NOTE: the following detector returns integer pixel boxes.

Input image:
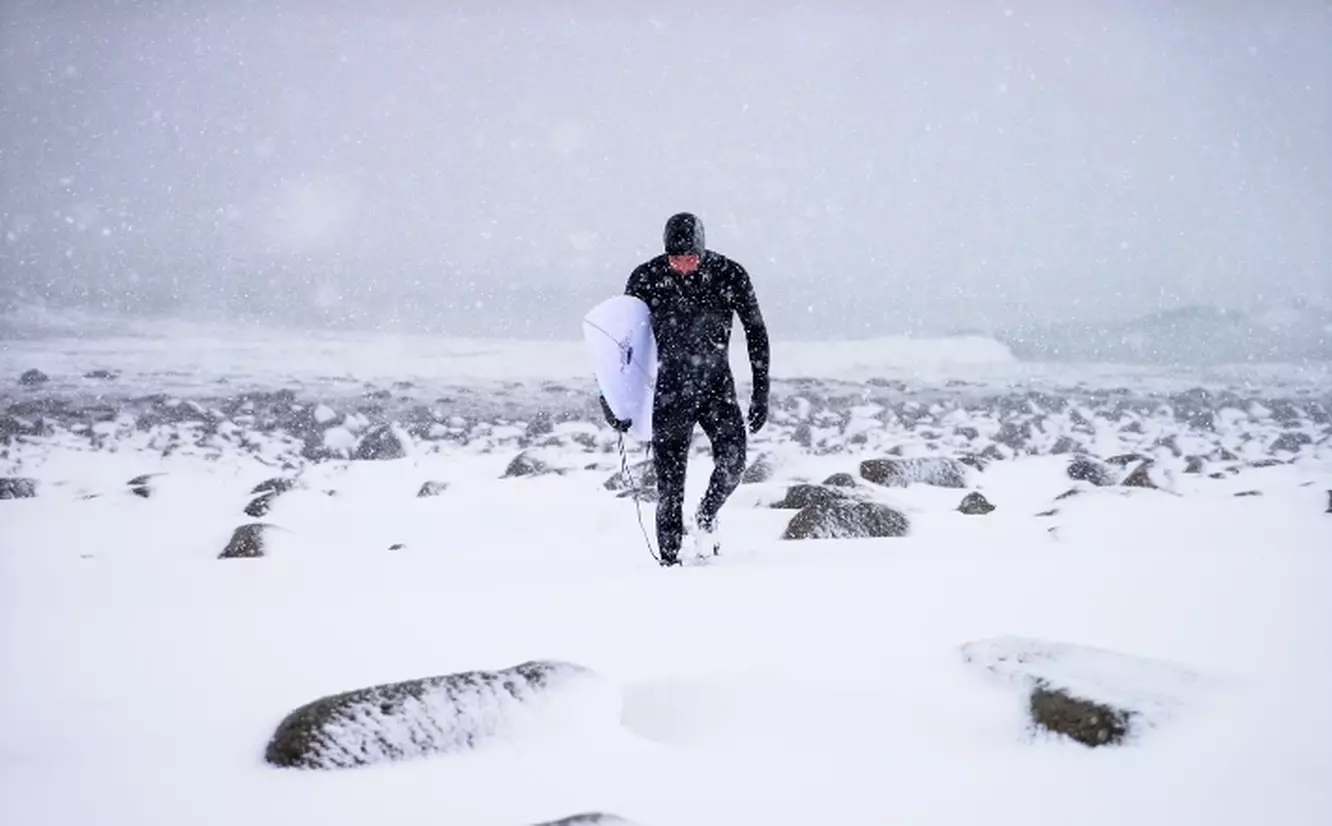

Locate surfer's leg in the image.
[651,409,694,564]
[696,384,747,530]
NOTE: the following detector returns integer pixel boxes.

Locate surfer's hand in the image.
[747,391,768,434]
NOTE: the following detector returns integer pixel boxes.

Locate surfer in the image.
[600,212,771,566]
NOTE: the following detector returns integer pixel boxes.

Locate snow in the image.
[2,341,1332,825]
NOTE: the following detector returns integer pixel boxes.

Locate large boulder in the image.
[504,450,562,478]
[859,457,967,488]
[782,501,909,540]
[264,660,600,769]
[0,477,38,499]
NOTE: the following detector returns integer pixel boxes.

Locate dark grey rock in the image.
[417,480,449,498]
[19,369,49,387]
[127,473,157,498]
[1233,490,1262,497]
[1067,456,1115,487]
[1270,432,1313,455]
[505,450,555,478]
[219,523,272,559]
[860,457,967,488]
[770,484,856,510]
[958,492,996,515]
[604,459,657,492]
[354,425,410,461]
[1106,453,1146,467]
[251,477,298,496]
[245,492,279,518]
[264,660,595,769]
[741,452,777,484]
[1249,458,1286,468]
[954,426,980,441]
[1183,456,1206,474]
[1050,436,1084,455]
[821,472,857,488]
[0,477,38,499]
[1030,686,1132,747]
[782,501,909,540]
[1121,462,1157,489]
[531,816,636,826]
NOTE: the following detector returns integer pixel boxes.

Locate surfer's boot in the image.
[693,511,721,558]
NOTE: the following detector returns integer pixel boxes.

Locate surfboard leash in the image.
[617,432,660,564]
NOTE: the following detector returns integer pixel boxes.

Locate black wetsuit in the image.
[623,250,770,560]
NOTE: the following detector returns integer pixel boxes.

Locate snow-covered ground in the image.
[2,333,1331,825]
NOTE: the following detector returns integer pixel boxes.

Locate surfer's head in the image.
[664,212,705,257]
[664,212,704,274]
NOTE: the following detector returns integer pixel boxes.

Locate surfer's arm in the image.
[730,263,770,397]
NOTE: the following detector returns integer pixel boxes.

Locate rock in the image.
[770,484,857,510]
[1105,453,1146,467]
[83,369,118,380]
[127,473,157,498]
[1233,490,1262,497]
[954,426,980,441]
[353,424,411,461]
[417,481,449,497]
[604,459,657,492]
[1066,455,1115,487]
[219,523,273,559]
[1035,508,1059,517]
[1326,490,1332,514]
[1270,432,1313,455]
[821,472,857,488]
[1212,446,1239,462]
[958,492,996,515]
[956,454,988,471]
[245,492,279,518]
[388,543,406,551]
[505,450,555,478]
[782,501,909,540]
[0,477,38,499]
[961,635,1206,749]
[1054,488,1082,501]
[741,452,777,484]
[531,816,636,826]
[1029,686,1132,747]
[19,368,49,387]
[1249,458,1286,468]
[859,457,967,488]
[264,660,598,769]
[1183,456,1206,474]
[1050,436,1083,455]
[1121,461,1157,489]
[251,477,298,496]
[792,423,813,448]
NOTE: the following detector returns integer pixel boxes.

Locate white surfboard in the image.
[583,295,657,442]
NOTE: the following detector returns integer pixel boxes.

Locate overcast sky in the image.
[2,0,1328,338]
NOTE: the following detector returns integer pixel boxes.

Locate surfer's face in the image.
[668,254,700,274]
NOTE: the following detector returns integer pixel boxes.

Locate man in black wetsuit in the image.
[600,212,770,567]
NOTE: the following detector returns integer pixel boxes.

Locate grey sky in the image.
[2,0,1329,338]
